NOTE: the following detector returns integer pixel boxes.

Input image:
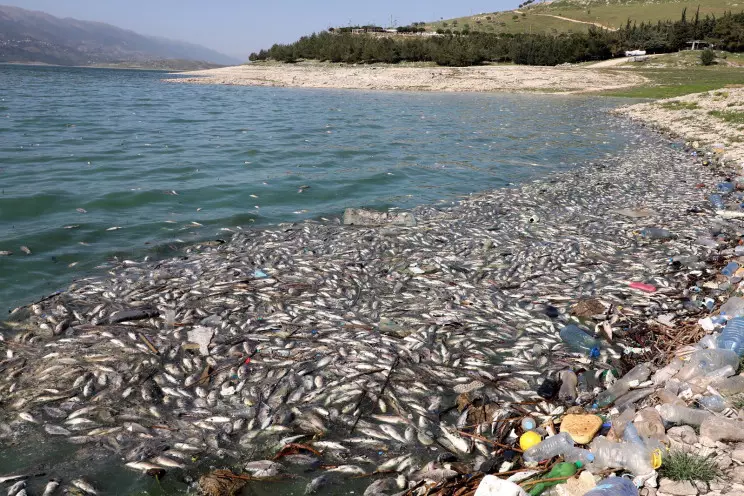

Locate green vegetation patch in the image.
[659,100,700,110]
[709,110,744,124]
[599,67,744,98]
[660,451,720,482]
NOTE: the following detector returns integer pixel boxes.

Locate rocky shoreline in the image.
[165,62,646,94]
[1,109,744,495]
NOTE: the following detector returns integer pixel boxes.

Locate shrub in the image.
[700,49,716,65]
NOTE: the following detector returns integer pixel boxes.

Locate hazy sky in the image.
[6,0,520,60]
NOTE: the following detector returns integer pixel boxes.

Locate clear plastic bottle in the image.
[563,447,595,465]
[712,375,744,395]
[558,370,578,404]
[658,404,711,427]
[522,432,574,463]
[722,261,741,278]
[718,317,744,356]
[635,408,667,444]
[583,477,639,496]
[719,298,744,319]
[559,324,601,358]
[589,436,656,475]
[640,228,674,240]
[594,363,651,409]
[676,349,740,381]
[697,395,727,412]
[710,194,726,210]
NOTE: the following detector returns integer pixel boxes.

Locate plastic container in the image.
[718,317,744,356]
[559,324,601,358]
[583,477,639,496]
[522,432,574,463]
[658,404,711,427]
[558,370,578,404]
[710,194,726,210]
[590,436,660,475]
[639,228,673,240]
[563,447,595,465]
[676,349,740,381]
[722,262,741,278]
[527,462,581,496]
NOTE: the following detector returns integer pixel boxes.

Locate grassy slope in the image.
[598,51,744,98]
[426,0,742,35]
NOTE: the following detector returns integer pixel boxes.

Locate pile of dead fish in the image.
[0,132,734,495]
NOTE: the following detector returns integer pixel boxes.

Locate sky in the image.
[5,0,520,61]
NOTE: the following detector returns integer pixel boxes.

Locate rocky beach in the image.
[166,62,646,94]
[3,103,744,495]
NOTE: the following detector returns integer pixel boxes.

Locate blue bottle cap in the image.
[586,453,595,462]
[589,346,600,358]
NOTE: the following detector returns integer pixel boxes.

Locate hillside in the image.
[427,0,742,35]
[0,5,240,69]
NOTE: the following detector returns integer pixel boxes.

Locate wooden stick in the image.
[456,430,522,452]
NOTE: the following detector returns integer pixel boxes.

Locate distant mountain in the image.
[0,5,241,69]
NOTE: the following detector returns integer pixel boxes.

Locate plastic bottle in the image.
[676,349,740,381]
[559,324,601,358]
[710,194,725,210]
[639,228,673,240]
[563,447,595,465]
[717,182,735,194]
[718,317,744,356]
[698,334,720,349]
[634,407,664,434]
[594,363,652,409]
[522,432,574,463]
[558,370,578,404]
[720,298,744,319]
[722,262,741,278]
[583,477,639,496]
[712,375,744,395]
[615,388,655,412]
[527,461,581,496]
[589,436,658,475]
[658,404,711,427]
[697,395,727,412]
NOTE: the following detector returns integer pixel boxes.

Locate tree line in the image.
[249,9,744,66]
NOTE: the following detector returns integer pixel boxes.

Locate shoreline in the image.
[164,62,647,94]
[1,116,740,494]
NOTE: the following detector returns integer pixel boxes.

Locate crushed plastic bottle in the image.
[589,436,659,475]
[635,407,668,444]
[594,363,651,409]
[558,370,578,404]
[722,261,741,278]
[676,348,740,381]
[718,317,744,356]
[658,404,711,427]
[639,228,674,240]
[709,194,726,210]
[583,477,639,496]
[522,432,574,463]
[697,395,727,412]
[719,297,744,319]
[712,375,744,395]
[559,324,601,358]
[717,182,736,194]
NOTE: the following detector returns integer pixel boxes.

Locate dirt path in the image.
[587,54,660,68]
[535,14,618,31]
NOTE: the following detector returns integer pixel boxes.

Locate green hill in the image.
[426,0,742,35]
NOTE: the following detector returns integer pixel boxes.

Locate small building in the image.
[687,40,712,50]
[625,49,646,57]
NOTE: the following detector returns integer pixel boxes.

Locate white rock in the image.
[658,478,698,496]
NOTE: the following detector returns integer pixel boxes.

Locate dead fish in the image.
[20,246,31,255]
[71,479,97,495]
[0,251,11,256]
[304,475,328,494]
[42,481,60,496]
[76,208,87,214]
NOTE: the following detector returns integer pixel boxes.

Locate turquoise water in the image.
[1,64,636,313]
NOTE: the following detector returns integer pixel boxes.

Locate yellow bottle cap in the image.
[520,431,543,451]
[651,448,663,469]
